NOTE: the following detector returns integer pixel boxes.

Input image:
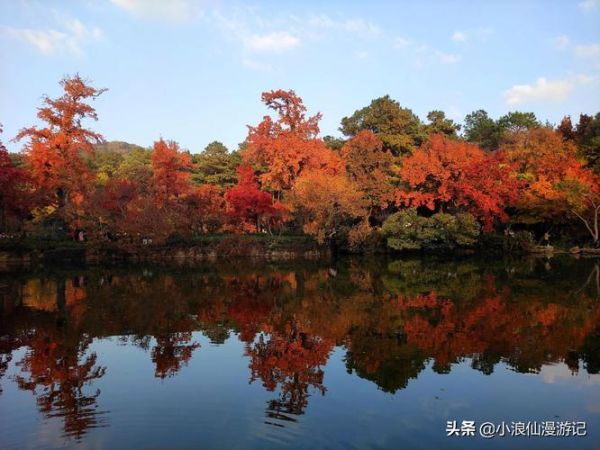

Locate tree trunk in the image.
[572,204,600,247]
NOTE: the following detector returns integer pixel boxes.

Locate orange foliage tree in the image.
[397,134,520,231]
[291,169,367,243]
[15,75,106,230]
[502,128,600,244]
[243,89,343,197]
[151,139,193,202]
[341,130,396,218]
[184,184,225,233]
[225,165,286,233]
[90,139,202,242]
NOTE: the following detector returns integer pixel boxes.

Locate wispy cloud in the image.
[244,31,300,53]
[307,15,381,39]
[452,31,467,42]
[579,0,598,10]
[504,74,597,105]
[395,39,461,66]
[451,27,493,43]
[213,11,301,56]
[211,9,384,70]
[110,0,201,22]
[1,17,102,56]
[575,43,600,58]
[434,50,460,64]
[394,36,411,48]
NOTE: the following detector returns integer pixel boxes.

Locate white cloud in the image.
[110,0,200,22]
[452,27,494,44]
[342,19,381,38]
[307,15,335,28]
[307,15,381,38]
[575,43,600,58]
[553,34,570,50]
[211,10,382,69]
[394,36,411,48]
[435,50,460,64]
[579,0,598,10]
[1,18,102,56]
[452,31,467,42]
[504,77,573,105]
[212,12,300,56]
[244,31,300,53]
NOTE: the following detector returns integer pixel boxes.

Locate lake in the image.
[0,256,599,449]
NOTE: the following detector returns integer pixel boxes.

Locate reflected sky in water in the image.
[0,256,599,449]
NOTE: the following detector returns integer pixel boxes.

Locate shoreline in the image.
[1,235,599,273]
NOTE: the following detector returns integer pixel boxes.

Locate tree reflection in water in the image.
[0,256,599,439]
[13,330,107,439]
[246,318,333,425]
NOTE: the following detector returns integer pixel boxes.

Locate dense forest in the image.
[0,74,599,252]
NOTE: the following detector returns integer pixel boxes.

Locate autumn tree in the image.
[340,95,425,156]
[185,184,225,233]
[89,138,196,242]
[291,169,367,243]
[397,134,520,231]
[225,165,284,233]
[559,113,600,174]
[151,139,193,202]
[561,169,600,246]
[144,138,195,238]
[15,75,106,229]
[502,127,600,244]
[243,90,342,197]
[340,130,395,218]
[0,125,31,231]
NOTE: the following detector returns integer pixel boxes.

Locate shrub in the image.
[380,209,480,251]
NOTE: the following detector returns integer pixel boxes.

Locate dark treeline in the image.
[0,75,599,252]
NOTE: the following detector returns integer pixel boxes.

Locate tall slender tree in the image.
[15,75,106,229]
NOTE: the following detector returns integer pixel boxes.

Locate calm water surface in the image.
[0,256,599,449]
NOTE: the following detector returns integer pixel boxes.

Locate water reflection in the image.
[0,257,599,442]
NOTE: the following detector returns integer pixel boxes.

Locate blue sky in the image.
[1,0,599,153]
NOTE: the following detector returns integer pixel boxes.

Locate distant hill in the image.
[94,141,147,154]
